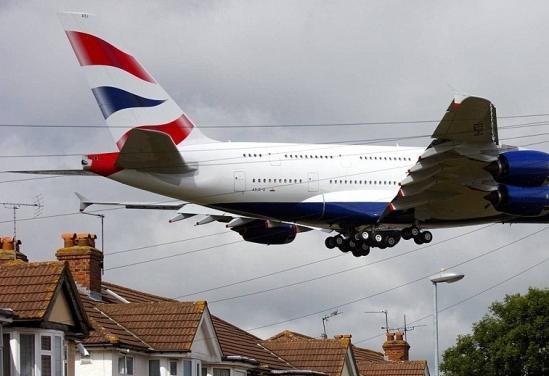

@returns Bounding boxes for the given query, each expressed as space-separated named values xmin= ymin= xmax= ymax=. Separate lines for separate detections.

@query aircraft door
xmin=308 ymin=172 xmax=319 ymax=192
xmin=234 ymin=171 xmax=246 ymax=192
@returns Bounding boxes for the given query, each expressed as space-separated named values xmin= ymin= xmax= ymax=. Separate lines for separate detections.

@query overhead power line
xmin=2 ymin=111 xmax=549 ymax=129
xmin=243 ymin=226 xmax=548 ymax=332
xmin=353 ymin=252 xmax=549 ymax=345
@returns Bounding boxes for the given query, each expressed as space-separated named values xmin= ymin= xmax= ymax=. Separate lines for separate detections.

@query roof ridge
xmin=256 ymin=342 xmax=296 ymax=369
xmin=101 ymin=281 xmax=175 ymax=301
xmin=0 ymin=260 xmax=64 ymax=269
xmin=212 ymin=315 xmax=263 ymax=341
xmin=93 ymin=306 xmax=153 ymax=350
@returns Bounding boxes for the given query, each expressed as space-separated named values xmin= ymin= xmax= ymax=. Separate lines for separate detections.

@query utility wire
xmin=244 ymin=226 xmax=548 ymax=332
xmin=1 ymin=120 xmax=548 ymax=160
xmin=2 ymin=111 xmax=549 ymax=129
xmin=354 ymin=251 xmax=549 ymax=344
xmin=176 ymin=225 xmax=493 ymax=300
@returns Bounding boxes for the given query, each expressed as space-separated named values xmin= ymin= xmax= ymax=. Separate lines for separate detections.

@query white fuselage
xmin=108 ymin=141 xmax=425 ymax=229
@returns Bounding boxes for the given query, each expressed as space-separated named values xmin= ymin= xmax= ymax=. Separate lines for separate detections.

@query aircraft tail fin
xmin=58 ymin=11 xmax=212 ymax=150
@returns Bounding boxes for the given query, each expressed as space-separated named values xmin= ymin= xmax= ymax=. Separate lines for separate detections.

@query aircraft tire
xmin=325 ymin=237 xmax=336 ymax=249
xmin=338 ymin=242 xmax=350 ymax=253
xmin=411 ymin=226 xmax=420 ymax=237
xmin=335 ymin=235 xmax=345 ymax=246
xmin=401 ymin=228 xmax=412 ymax=240
xmin=385 ymin=235 xmax=397 ymax=247
xmin=413 ymin=236 xmax=424 ymax=245
xmin=421 ymin=231 xmax=433 ymax=243
xmin=359 ymin=242 xmax=370 ymax=256
xmin=374 ymin=233 xmax=384 ymax=243
xmin=351 ymin=248 xmax=362 ymax=257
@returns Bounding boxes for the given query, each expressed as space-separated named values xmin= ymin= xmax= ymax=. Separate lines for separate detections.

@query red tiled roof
xmin=101 ymin=281 xmax=173 ymax=303
xmin=267 ymin=330 xmax=314 ymax=341
xmin=352 ymin=346 xmax=384 ymax=363
xmin=212 ymin=316 xmax=293 ymax=369
xmin=357 ymin=361 xmax=428 ymax=376
xmin=263 ymin=337 xmax=349 ymax=376
xmin=79 ymin=293 xmax=150 ymax=350
xmin=0 ymin=261 xmax=65 ymax=319
xmin=96 ymin=301 xmax=206 ymax=352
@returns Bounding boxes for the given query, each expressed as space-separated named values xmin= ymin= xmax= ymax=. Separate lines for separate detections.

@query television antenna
xmin=1 ymin=196 xmax=43 ymax=238
xmin=321 ymin=310 xmax=341 ymax=339
xmin=384 ymin=314 xmax=427 ymax=340
xmin=364 ymin=309 xmax=389 ymax=333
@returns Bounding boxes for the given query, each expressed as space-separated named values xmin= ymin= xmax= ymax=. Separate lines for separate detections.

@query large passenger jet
xmin=18 ymin=12 xmax=549 ymax=257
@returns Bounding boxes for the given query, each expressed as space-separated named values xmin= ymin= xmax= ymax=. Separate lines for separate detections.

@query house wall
xmin=75 ymin=349 xmax=113 ymax=376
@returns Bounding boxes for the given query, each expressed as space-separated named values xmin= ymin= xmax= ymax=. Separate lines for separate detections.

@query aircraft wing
xmin=381 ymin=95 xmax=517 ymax=223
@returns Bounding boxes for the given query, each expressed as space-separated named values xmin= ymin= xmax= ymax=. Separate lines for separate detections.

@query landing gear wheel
xmin=359 ymin=242 xmax=370 ymax=256
xmin=335 ymin=235 xmax=345 ymax=246
xmin=385 ymin=235 xmax=397 ymax=247
xmin=338 ymin=242 xmax=350 ymax=253
xmin=325 ymin=237 xmax=336 ymax=249
xmin=411 ymin=226 xmax=420 ymax=237
xmin=421 ymin=231 xmax=433 ymax=243
xmin=401 ymin=228 xmax=412 ymax=240
xmin=374 ymin=233 xmax=384 ymax=243
xmin=413 ymin=236 xmax=424 ymax=245
xmin=351 ymin=248 xmax=362 ymax=257
xmin=348 ymin=239 xmax=358 ymax=249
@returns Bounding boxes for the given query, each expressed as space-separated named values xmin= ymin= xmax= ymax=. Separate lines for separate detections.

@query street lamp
xmin=430 ymin=271 xmax=464 ymax=376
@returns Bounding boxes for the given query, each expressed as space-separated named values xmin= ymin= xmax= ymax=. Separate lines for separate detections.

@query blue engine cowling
xmin=485 ymin=184 xmax=549 ymax=216
xmin=486 ymin=150 xmax=549 ymax=186
xmin=232 ymin=220 xmax=297 ymax=245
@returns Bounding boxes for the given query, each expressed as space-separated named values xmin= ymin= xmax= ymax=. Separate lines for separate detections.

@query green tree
xmin=441 ymin=288 xmax=549 ymax=376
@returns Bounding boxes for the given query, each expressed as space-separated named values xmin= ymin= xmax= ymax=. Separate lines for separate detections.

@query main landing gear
xmin=324 ymin=226 xmax=432 ymax=257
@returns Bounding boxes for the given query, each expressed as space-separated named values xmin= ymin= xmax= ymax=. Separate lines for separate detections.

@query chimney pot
xmin=56 ymin=232 xmax=102 ymax=298
xmin=383 ymin=331 xmax=410 ymax=362
xmin=0 ymin=236 xmax=28 ymax=264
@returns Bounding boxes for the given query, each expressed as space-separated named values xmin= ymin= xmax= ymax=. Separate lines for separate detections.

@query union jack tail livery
xmin=59 ymin=12 xmax=209 ymax=150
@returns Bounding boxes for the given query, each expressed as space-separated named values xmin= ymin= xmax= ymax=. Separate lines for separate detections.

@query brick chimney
xmin=382 ymin=332 xmax=410 ymax=361
xmin=0 ymin=236 xmax=28 ymax=264
xmin=56 ymin=233 xmax=102 ymax=299
xmin=334 ymin=334 xmax=352 ymax=347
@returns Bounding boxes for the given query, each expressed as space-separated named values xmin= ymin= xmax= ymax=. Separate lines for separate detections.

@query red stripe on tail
xmin=66 ymin=31 xmax=155 ymax=83
xmin=116 ymin=114 xmax=195 ymax=149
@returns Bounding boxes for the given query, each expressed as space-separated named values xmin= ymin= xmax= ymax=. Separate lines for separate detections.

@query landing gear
xmin=324 ymin=227 xmax=433 ymax=256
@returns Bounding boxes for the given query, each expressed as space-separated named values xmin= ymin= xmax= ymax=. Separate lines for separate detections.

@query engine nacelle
xmin=485 ymin=184 xmax=549 ymax=216
xmin=232 ymin=220 xmax=297 ymax=245
xmin=485 ymin=150 xmax=549 ymax=186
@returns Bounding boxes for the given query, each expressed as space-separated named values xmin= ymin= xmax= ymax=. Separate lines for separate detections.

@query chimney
xmin=56 ymin=233 xmax=102 ymax=299
xmin=334 ymin=334 xmax=352 ymax=347
xmin=382 ymin=331 xmax=410 ymax=361
xmin=0 ymin=237 xmax=28 ymax=264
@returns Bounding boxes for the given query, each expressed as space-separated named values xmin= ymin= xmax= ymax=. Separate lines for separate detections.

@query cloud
xmin=2 ymin=0 xmax=549 ymax=370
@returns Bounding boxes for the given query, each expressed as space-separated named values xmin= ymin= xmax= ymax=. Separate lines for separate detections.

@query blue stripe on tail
xmin=91 ymin=86 xmax=166 ymax=118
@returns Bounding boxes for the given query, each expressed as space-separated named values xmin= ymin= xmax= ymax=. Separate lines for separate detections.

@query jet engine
xmin=231 ymin=220 xmax=297 ymax=245
xmin=485 ymin=150 xmax=549 ymax=186
xmin=485 ymin=184 xmax=549 ymax=216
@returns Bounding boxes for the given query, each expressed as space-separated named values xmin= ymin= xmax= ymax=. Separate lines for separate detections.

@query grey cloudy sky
xmin=2 ymin=0 xmax=549 ymax=369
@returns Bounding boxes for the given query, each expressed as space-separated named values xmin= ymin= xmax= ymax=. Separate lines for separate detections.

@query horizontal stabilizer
xmin=116 ymin=128 xmax=193 ymax=173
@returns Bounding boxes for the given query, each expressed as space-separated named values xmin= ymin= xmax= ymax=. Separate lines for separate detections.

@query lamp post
xmin=430 ymin=271 xmax=464 ymax=376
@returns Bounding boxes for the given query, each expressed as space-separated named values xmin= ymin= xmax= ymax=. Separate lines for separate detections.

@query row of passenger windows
xmin=329 ymin=179 xmax=398 ymax=185
xmin=250 ymin=178 xmax=398 ymax=185
xmin=252 ymin=178 xmax=304 ymax=183
xmin=242 ymin=153 xmax=413 ymax=161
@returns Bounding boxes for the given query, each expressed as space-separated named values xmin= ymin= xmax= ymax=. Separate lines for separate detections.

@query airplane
xmin=16 ymin=12 xmax=549 ymax=257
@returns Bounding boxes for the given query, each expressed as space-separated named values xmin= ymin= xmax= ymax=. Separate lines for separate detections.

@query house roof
xmin=79 ymin=293 xmax=151 ymax=350
xmin=352 ymin=346 xmax=384 ymax=363
xmin=0 ymin=261 xmax=66 ymax=319
xmin=262 ymin=334 xmax=351 ymax=376
xmin=212 ymin=316 xmax=293 ymax=369
xmin=101 ymin=281 xmax=173 ymax=303
xmin=0 ymin=260 xmax=89 ymax=337
xmin=357 ymin=360 xmax=428 ymax=376
xmin=94 ymin=301 xmax=206 ymax=352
